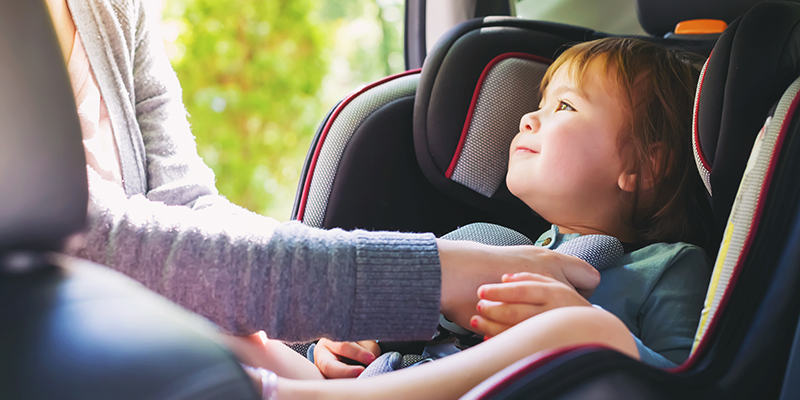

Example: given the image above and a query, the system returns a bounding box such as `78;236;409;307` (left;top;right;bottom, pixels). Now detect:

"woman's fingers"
313;342;366;379
547;252;601;293
477;299;544;326
478;280;552;303
501;272;554;283
356;340;381;359
317;339;377;366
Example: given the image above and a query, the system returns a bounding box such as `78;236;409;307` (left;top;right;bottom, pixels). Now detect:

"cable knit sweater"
64;0;440;342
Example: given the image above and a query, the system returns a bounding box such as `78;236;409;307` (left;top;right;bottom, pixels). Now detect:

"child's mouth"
514;146;539;154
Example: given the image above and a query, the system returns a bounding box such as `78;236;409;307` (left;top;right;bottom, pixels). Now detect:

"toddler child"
309;36;713;379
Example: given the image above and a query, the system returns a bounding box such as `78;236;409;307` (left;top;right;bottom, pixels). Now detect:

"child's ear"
618;143;662;193
618;168;657;192
618;171;638;193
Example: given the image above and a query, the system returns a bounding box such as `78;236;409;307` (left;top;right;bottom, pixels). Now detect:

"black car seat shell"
637;0;767;36
693;0;800;245
0;2;257;399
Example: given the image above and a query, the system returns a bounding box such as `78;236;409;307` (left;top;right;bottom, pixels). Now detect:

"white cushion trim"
682;76;800;371
692;57;713;196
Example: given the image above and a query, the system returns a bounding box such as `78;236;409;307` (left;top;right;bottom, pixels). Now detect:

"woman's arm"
61;0;443;342
71;172;442;341
68;0;601;344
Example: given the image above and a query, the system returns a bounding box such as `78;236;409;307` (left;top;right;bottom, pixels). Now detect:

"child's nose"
519;112;540;133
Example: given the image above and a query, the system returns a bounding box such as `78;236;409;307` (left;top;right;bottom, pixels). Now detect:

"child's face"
506;62;632;233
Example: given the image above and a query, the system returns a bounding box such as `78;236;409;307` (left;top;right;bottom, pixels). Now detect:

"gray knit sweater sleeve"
65;0;441;342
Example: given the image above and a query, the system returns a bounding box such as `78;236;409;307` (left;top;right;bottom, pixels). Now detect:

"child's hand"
470;273;592;338
313;338;380;379
437;240;600;330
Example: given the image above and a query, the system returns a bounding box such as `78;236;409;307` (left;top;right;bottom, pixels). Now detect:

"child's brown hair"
541;37;711;246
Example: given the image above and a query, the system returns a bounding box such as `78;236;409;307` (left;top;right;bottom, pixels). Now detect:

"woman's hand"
437;240;599;330
313;338;381;379
470;273;592;338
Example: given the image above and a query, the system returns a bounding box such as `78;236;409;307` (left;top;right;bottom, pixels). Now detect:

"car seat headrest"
0;1;87;253
443;52;549;198
413;17;594;235
693;1;800;239
636;0;769;36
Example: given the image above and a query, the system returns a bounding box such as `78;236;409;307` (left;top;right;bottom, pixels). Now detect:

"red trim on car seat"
445;53;552;179
693;57;712;172
672;85;800;374
466;344;613;399
296;69;422;222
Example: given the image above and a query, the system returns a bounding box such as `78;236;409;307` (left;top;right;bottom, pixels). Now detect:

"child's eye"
556;101;575;112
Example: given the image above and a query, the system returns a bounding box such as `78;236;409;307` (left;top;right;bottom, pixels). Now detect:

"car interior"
3;0;800;399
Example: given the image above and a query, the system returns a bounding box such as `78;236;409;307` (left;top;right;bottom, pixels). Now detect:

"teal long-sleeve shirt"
536;226;712;367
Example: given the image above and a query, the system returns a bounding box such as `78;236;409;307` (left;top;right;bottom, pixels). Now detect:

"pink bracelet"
242;365;278;400
256;367;278;400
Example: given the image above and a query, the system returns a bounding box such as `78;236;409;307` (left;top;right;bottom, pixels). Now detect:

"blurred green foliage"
162;0;403;220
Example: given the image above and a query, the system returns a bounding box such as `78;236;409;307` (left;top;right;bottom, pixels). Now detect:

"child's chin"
505;180;527;201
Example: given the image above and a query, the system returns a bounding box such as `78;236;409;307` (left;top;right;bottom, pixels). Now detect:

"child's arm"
277;306;639;399
313;338;381;379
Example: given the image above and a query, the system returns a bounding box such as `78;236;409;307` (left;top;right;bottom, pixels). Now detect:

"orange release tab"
674;19;728;34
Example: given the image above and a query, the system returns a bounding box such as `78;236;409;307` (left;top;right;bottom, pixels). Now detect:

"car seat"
293;0;800;398
461;2;800;399
0;2;258;399
289;15;628;358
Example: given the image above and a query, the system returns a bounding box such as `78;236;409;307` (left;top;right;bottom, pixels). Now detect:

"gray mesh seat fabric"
447;55;549;197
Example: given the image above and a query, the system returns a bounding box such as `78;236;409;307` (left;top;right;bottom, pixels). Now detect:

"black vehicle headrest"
413;17;596;237
0;1;87;253
637;0;770;36
693;1;800;242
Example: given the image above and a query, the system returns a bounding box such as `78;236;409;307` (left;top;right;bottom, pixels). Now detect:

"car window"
159;0;403;219
515;0;647;35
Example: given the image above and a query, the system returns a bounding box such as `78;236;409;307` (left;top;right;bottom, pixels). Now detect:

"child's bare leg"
221;331;324;380
278;306;638;399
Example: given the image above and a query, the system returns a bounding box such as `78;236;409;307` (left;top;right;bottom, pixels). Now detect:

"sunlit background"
156;0;642;221
158;0;404;220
